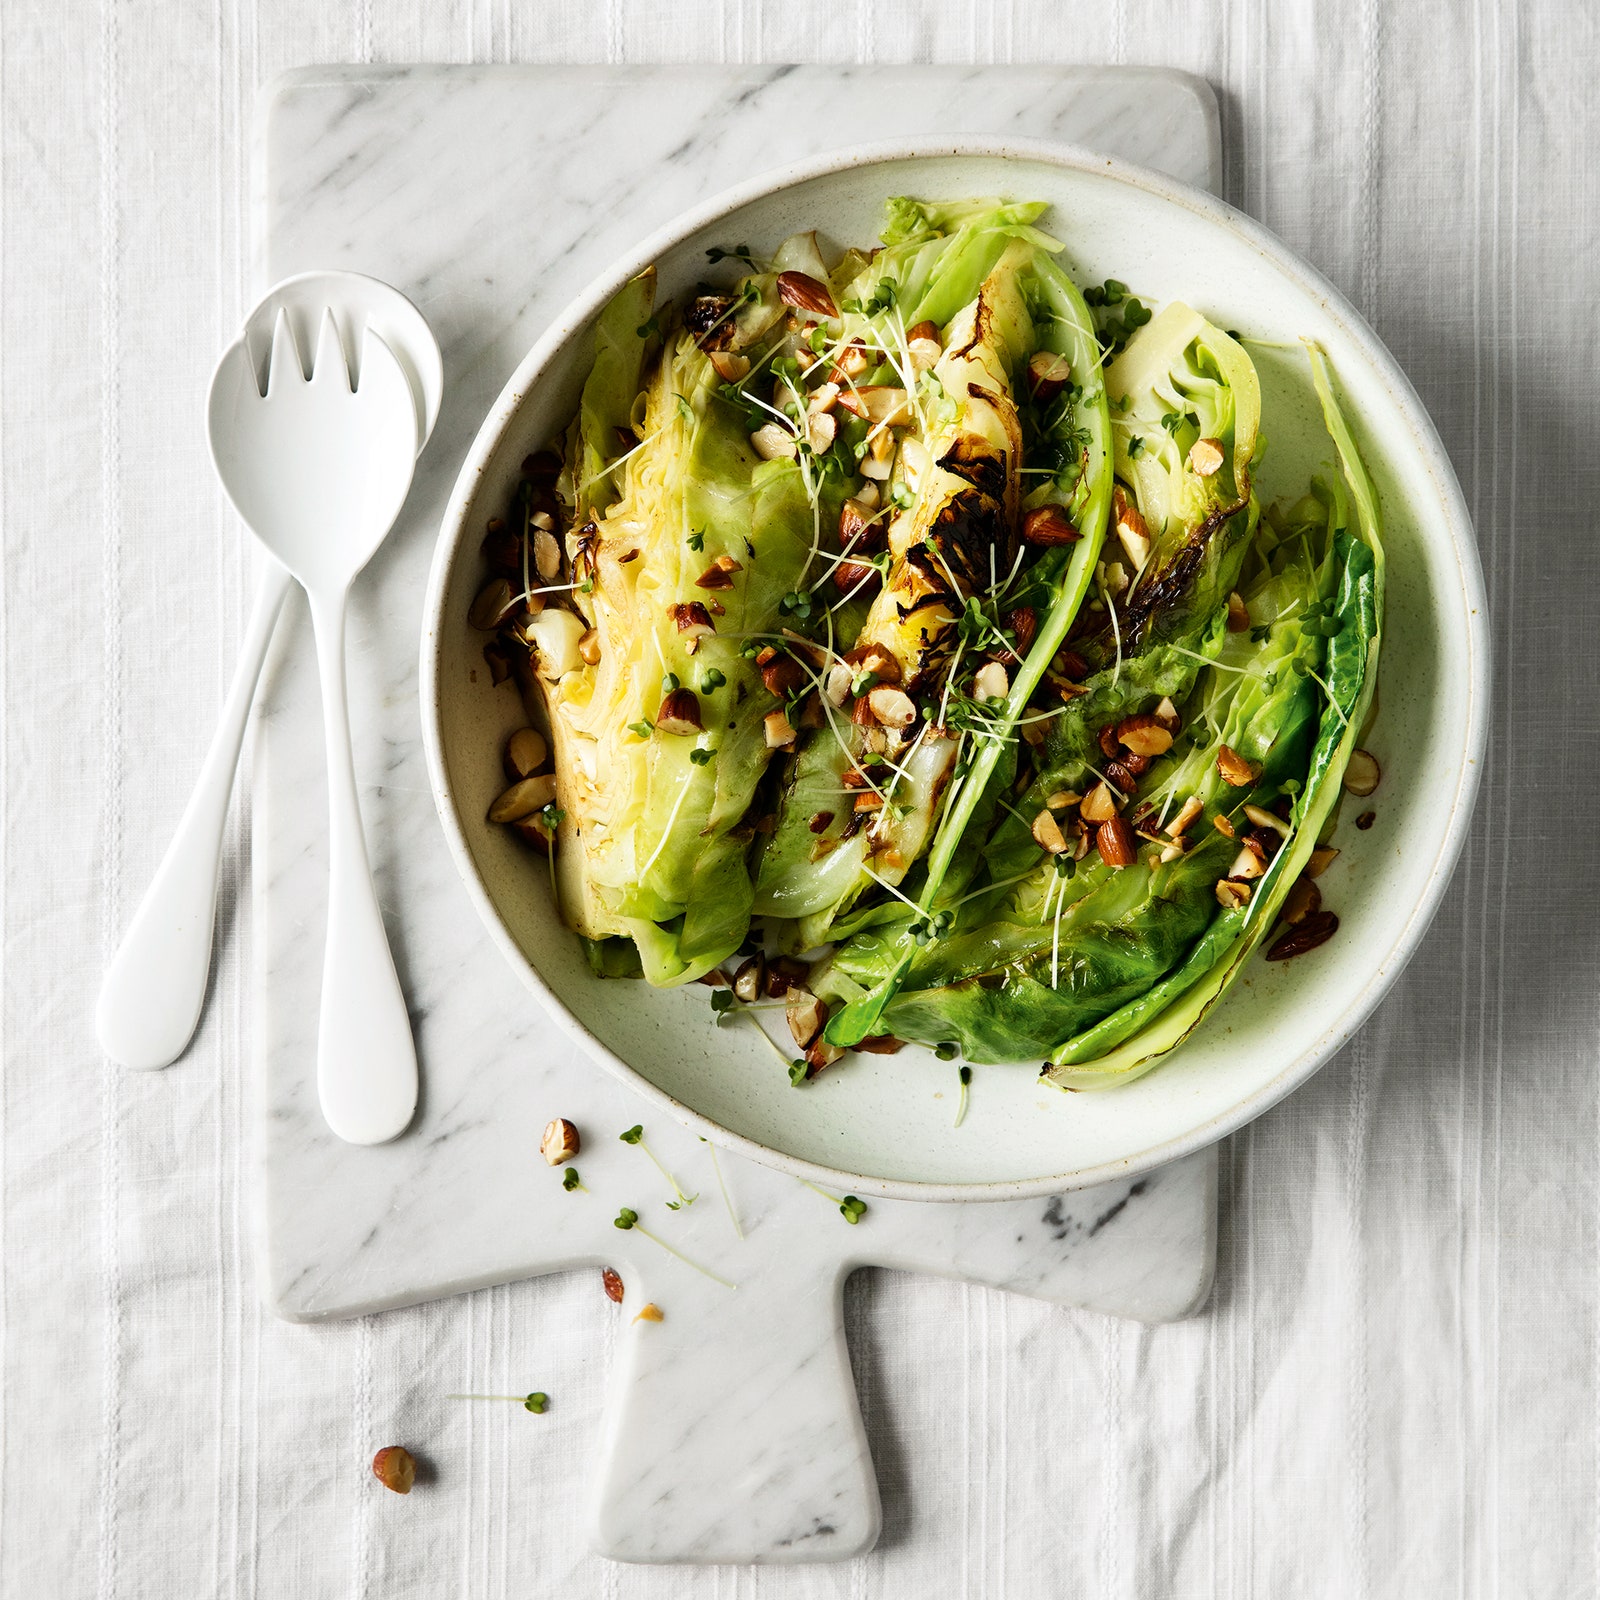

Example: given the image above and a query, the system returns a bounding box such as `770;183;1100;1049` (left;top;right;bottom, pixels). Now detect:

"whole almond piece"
777;271;839;318
1096;816;1137;868
1022;505;1079;546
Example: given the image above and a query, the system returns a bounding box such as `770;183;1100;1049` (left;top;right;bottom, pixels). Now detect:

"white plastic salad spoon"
95;273;440;1075
206;309;420;1145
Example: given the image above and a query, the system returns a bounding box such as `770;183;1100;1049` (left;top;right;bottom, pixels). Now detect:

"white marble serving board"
253;64;1221;1564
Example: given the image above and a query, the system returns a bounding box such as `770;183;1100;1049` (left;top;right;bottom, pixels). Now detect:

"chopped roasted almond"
1229;846;1265;881
1226;591;1250;632
1215;879;1252;910
1214;813;1236;838
1167;795;1203;837
540;1118;580;1166
1115;714;1174;757
709;350;751;383
1032;809;1069;855
972;661;1009;702
867;685;916;729
1280;878;1322;926
1343;749;1381;796
1022;505;1079;546
1026;349;1072;402
488;773;557;823
1216;744;1258;786
1307;846;1340;877
764;710;797;749
1188;437;1225;476
469;578;519;631
1266;910;1339;960
750;421;797;460
1045;790;1082;811
1153;696;1180;731
504;728;549;781
1080;781;1120;824
785;990;828;1049
1244;803;1291;836
837;386;912;427
655;688;704;735
732;954;766;1003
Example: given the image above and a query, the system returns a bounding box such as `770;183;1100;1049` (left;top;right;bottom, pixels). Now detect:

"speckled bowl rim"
420;134;1488;1203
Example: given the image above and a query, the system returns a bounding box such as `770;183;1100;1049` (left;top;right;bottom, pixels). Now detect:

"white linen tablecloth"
3;1;1582;1594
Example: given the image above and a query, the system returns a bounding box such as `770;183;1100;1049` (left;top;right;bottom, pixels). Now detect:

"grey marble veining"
254;64;1220;1564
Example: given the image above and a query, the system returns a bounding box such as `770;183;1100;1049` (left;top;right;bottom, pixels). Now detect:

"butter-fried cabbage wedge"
1043;344;1383;1086
751;249;1033;942
822;252;1114;1046
533;284;827;985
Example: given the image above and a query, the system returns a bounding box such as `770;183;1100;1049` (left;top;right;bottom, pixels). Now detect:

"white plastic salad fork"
203;309;420;1144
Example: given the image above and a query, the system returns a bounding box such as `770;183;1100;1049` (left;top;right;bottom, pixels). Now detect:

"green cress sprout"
562;1168;585;1193
800;1180;869;1225
447;1391;550;1414
612;1208;737;1289
619;1124;697;1209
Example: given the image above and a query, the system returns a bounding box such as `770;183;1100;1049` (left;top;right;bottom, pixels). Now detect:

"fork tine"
311;306;350;392
265;307;304;396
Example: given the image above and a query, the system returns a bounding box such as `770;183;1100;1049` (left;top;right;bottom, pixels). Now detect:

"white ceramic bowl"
421;138;1487;1201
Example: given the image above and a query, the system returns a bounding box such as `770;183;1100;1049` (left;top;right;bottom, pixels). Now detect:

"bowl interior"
424;146;1483;1197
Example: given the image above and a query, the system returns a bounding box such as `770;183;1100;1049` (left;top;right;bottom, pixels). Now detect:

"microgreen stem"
703;1138;744;1240
613;1208;736;1288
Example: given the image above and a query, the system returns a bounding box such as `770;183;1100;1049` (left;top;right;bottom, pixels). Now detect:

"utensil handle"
96;562;293;1069
306;587;417;1145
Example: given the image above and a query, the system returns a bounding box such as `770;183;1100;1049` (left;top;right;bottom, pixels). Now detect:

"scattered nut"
838;497;879;550
1006;606;1038;659
601;1267;625;1303
837;385;913;427
1243;803;1291;836
488;773;557;823
1080;781;1120;824
1266;910;1339;960
776;270;839;318
1215;879;1252;910
1167;796;1203;837
806;411;838;453
1153;696;1180;731
856;1034;905;1054
577;627;602;667
1226;592;1250;633
469;578;519;631
824;661;854;706
1022;505;1079;546
806;1034;845;1072
708;350;751;383
1188;437;1225;476
1115;714;1174;757
1113;488;1149;560
1096;816;1137;868
750;422;797;460
1216;744;1258;786
1229;846;1265;881
764;709;797;749
867;685;917;729
972;661;1009;702
1356;810;1376;830
834;558;881;596
483;642;511;686
670;601;715;652
1343;749;1381;797
540;1117;580;1166
1032;809;1069;855
655;688;705;735
1045;790;1082;811
1026;349;1072;402
907;335;942;372
1280;878;1322;926
632;1302;665;1323
808;810;835;835
1213;813;1236;838
732;954;766;1003
808;381;841;415
534;529;563;583
504;728;549;781
761;654;807;697
830;340;870;380
786;990;828;1049
695;555;744;591
1307;846;1340;877
372;1446;416;1495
